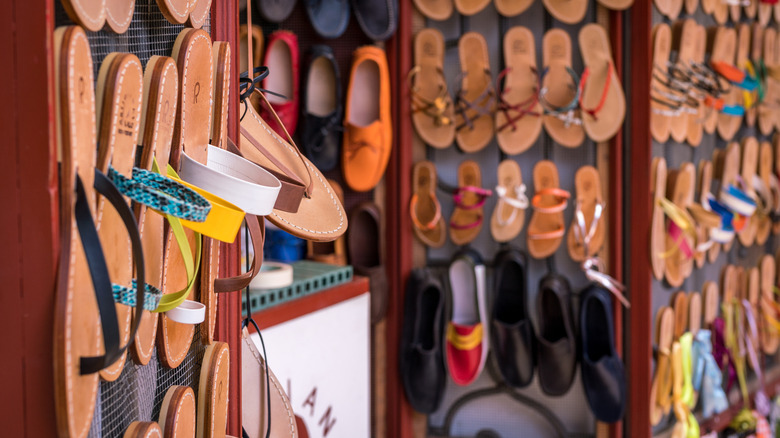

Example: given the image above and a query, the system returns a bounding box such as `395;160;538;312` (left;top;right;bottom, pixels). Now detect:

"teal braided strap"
108;166;211;222
112;280;162;311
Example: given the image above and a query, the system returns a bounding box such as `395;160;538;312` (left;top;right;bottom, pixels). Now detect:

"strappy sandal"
709;26;743;141
455;32;495;153
527;160;570;259
490;159;527;243
543;0;588;23
54;26;150;437
449;160;491;246
411;28;456;149
651;23;674;143
661;163;696;287
668;19;698;145
737;137;760;247
650;306;674;426
651;158;668;281
691;160;723;265
496;27;542;155
541;29;585;148
760;255;780;354
578;24;626;143
754;141;774;245
567;165;605;262
411;160;447;248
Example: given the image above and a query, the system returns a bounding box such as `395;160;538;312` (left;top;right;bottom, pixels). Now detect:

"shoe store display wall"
646;1;780;437
402;0;630;437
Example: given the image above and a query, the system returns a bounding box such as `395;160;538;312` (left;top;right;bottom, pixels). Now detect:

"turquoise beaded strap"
112;280;162;311
108;166;212;223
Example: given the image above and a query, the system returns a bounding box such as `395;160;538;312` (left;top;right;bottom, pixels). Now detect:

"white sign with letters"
251;293;371;438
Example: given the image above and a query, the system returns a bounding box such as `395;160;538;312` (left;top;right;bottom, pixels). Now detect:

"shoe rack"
390;2;628;438
632;1;780;438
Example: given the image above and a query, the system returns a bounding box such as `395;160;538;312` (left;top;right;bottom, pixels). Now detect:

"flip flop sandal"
124;422;163;438
692;161;723;265
736;24;759;127
105;0;135;34
187;0;212;29
454;0;491;15
54;26;145;438
157;0;193;25
410;28;456;149
737;137;760;247
650;306;674;426
671;291;689;341
703;281;720;328
455;32;495;153
159;386;196;437
567;165;605;262
543;0;587;23
62;0;105;31
689;292;702;335
307;179;347;264
712;144;751;251
541;29;585;148
598;0;634;9
241;327;298;438
494;0;534;16
239;25;264;75
411;160;447;248
578;24;625;143
760;255;780;354
754;141;774;245
160;28;213;369
412;0;455;20
759;28;778;137
686;23;708;146
669;19;698;145
131;55;180;366
490;159;527;243
496;26;542;155
94;52;146;381
449;160;491;246
746;24;765;128
651;157;668;281
709;27;743;141
662;163;696;288
651;23;673;143
198;342;230;438
527;160;570;259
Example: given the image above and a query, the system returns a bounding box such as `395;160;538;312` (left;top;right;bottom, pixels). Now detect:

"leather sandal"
412;0;454;20
691;160;721;265
651;23;673;143
159;386;196;437
527;160;570;259
411;161;446;248
95;51;146;381
454;0;490;15
455;32;495;153
54;26;148;438
737;137;760;247
760;255;780;354
450;160;491;246
651;157;668;281
709;26;742;141
490;159;527;243
662;163;696;288
759;28;778;137
650;306;674;426
541;29;585;148
755;141;774;245
307;179;348;262
496;26;542;155
543;0;587;23
578;24;626;143
567;165;605;262
668;20;697;145
494;0;533;16
411;28;456;149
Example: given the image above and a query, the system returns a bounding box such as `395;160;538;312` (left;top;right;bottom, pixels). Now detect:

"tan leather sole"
567;165;605;261
54;25;101;438
411;161;447;248
495;0;533;16
542;29;585;148
412;0;454;20
450;160;485;246
579;24;626;142
664;163;695;288
651;157;667;281
490;159;525;243
543;0;587;23
738;137;759;247
412;28;456;149
527;160;566;259
96;52;145;381
709;27;741;141
669;19;696;144
651;23;672;144
456;32;494;153
650;306;674;425
761;255;779;354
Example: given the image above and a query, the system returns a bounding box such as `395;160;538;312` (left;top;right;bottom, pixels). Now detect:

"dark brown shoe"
348;202;387;323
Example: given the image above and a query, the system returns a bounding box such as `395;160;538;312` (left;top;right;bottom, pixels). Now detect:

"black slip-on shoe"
301;45;342;172
535;273;577;396
490;247;535;388
580;283;626;423
350;0;398;41
400;268;446;413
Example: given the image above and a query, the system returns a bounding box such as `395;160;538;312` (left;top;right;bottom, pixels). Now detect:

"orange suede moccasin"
343;46;393;192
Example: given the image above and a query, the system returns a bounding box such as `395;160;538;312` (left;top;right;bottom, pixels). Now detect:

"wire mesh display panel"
55;1;211;437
